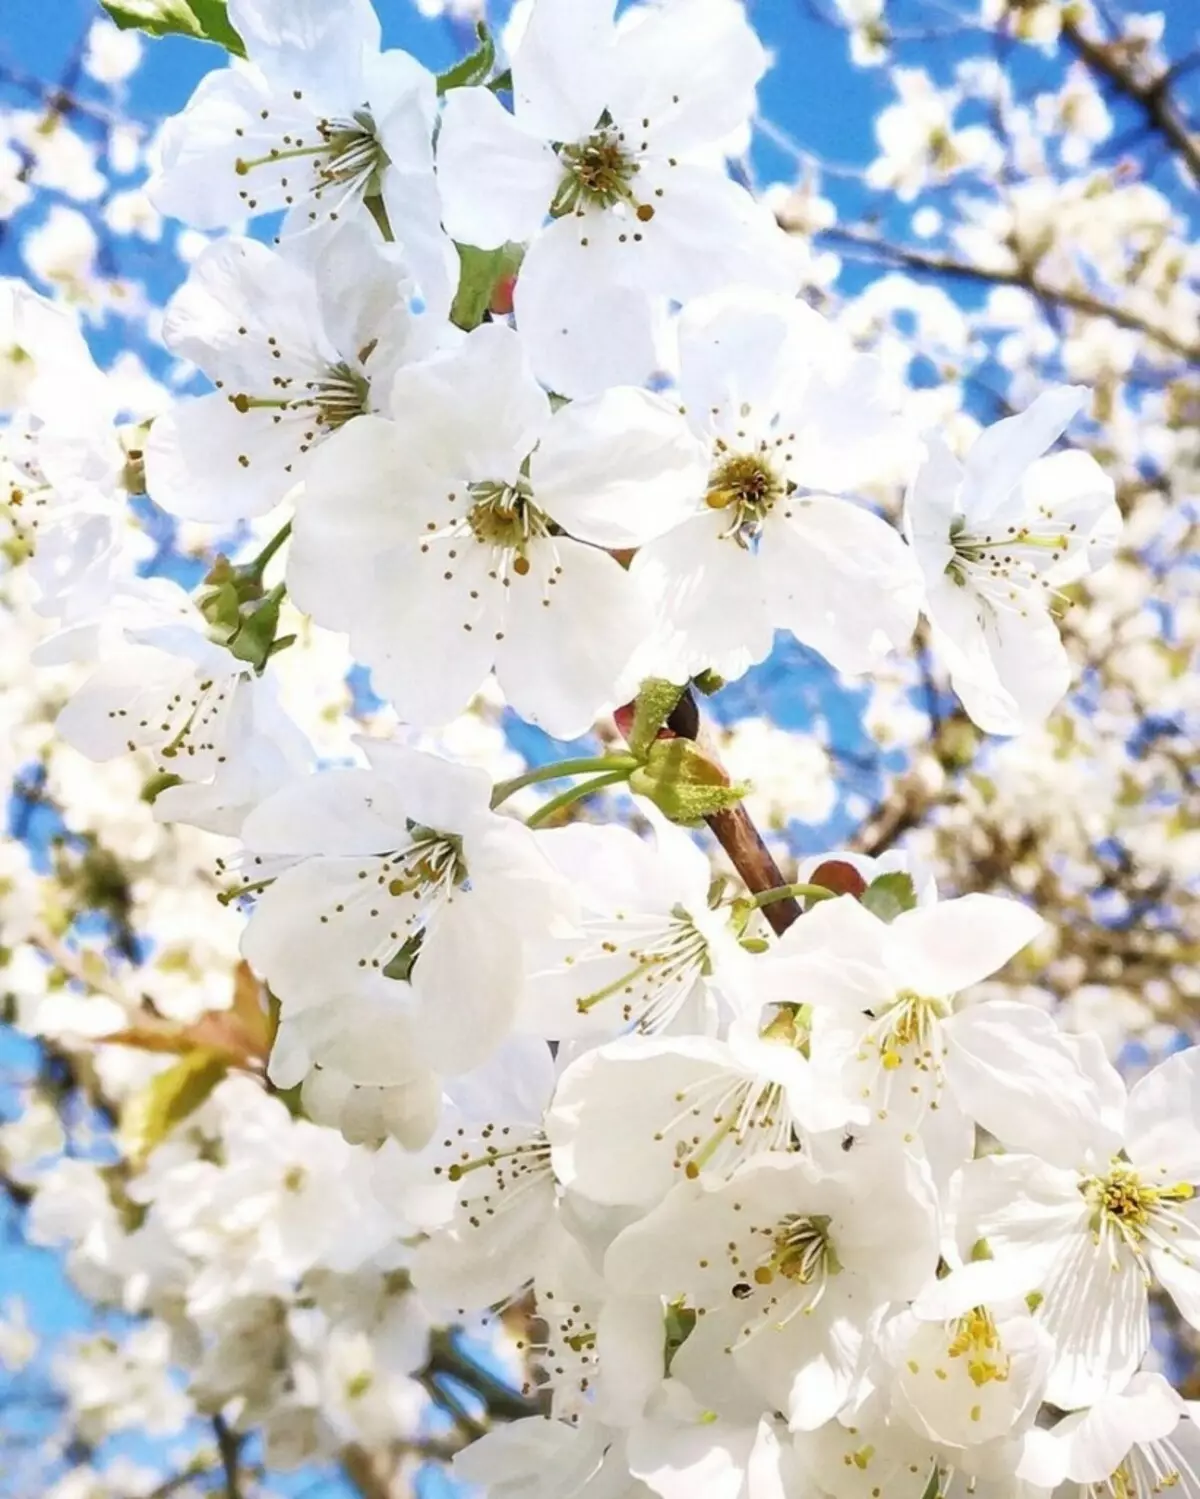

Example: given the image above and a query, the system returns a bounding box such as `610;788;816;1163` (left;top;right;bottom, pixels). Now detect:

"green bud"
630;738;748;825
627;677;687;756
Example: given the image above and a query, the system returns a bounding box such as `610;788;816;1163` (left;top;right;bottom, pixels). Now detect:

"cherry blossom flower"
145;226;448;523
905;386;1120;735
916;1047;1200;1408
520;817;749;1042
292;322;705;737
629;288;924;685
240;738;575;1073
605;1152;940;1429
436;0;798;394
150;0;453;300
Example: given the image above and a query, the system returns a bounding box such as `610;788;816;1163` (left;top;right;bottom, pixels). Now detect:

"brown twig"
810;225;1200;364
662;693;802;935
1061;17;1200;186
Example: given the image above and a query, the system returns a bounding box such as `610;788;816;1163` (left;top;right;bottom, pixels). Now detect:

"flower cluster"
3;0;1198;1495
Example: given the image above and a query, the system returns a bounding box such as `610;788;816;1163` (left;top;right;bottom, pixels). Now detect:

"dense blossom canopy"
0;0;1198;1497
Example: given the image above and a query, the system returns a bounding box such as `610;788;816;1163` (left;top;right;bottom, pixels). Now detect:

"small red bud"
490;273;517;316
809;860;867;899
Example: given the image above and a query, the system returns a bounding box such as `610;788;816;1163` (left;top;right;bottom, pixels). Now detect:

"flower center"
465;477;550;575
705;452;790;549
310;363;371;431
760;1214;841;1285
1082;1164;1194;1248
552;128;641;215
877;990;948;1066
572;909;712;1029
946;1307;1010;1387
945;512;1079;600
234;108;389;199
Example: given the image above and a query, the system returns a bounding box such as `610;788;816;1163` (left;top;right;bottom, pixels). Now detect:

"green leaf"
436;22;496;94
628;678;686;757
226;587;284;672
630;739;748;825
450;242;524;332
860;871;917;923
101;0;246;53
119;1048;229;1165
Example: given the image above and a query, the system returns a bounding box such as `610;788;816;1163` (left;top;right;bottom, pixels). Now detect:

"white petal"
228;0;380;86
1149;1212;1200;1330
903;431;962;581
1054;1372;1184;1484
759;498;922;674
149;69;312;230
630;512;775;685
924;572;1072;736
511;0;615;142
943;1001;1116;1165
413;894;526;1071
145;393;305;522
1018;448;1121;585
622;160;798;301
547;1035;745;1206
676;287;803;422
627;1409;761;1499
386;320;550;475
1042;1233;1148;1409
437;86;558;249
161;235;331;381
887;893;1044;996
1125;1047;1200;1182
531;388;707;548
514;217;664;397
607;0;768;154
496;537;647;738
964;385;1087;522
357;539;507;727
241;768;409;857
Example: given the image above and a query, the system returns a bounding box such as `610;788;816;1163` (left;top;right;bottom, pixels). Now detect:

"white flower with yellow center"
1020;1372;1200;1499
435;0;797;395
546;1005;859;1209
145;226;447;525
916;1047;1200;1409
881;1302;1053;1453
905;386;1120;736
520;819;749;1044
763;890;1107;1163
291;322;706;738
629;288;924;687
149;0;454;305
240;739;575;1074
605;1152;940;1430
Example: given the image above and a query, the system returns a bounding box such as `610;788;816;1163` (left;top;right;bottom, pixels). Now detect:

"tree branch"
811;225;1200;364
1061;17;1200;186
662;693;802;935
212;1415;244;1499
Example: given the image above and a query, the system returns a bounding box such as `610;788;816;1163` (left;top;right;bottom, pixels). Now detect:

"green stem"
744;882;837;910
491;754;639;808
364;192;395;243
526;768;633;828
246;520;292;580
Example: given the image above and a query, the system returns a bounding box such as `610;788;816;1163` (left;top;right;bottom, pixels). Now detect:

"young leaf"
101;0;245;55
436;22;497;94
861;871;918;923
627;677;686;757
450;242;524;332
630;738;748;825
118;1048;230;1165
